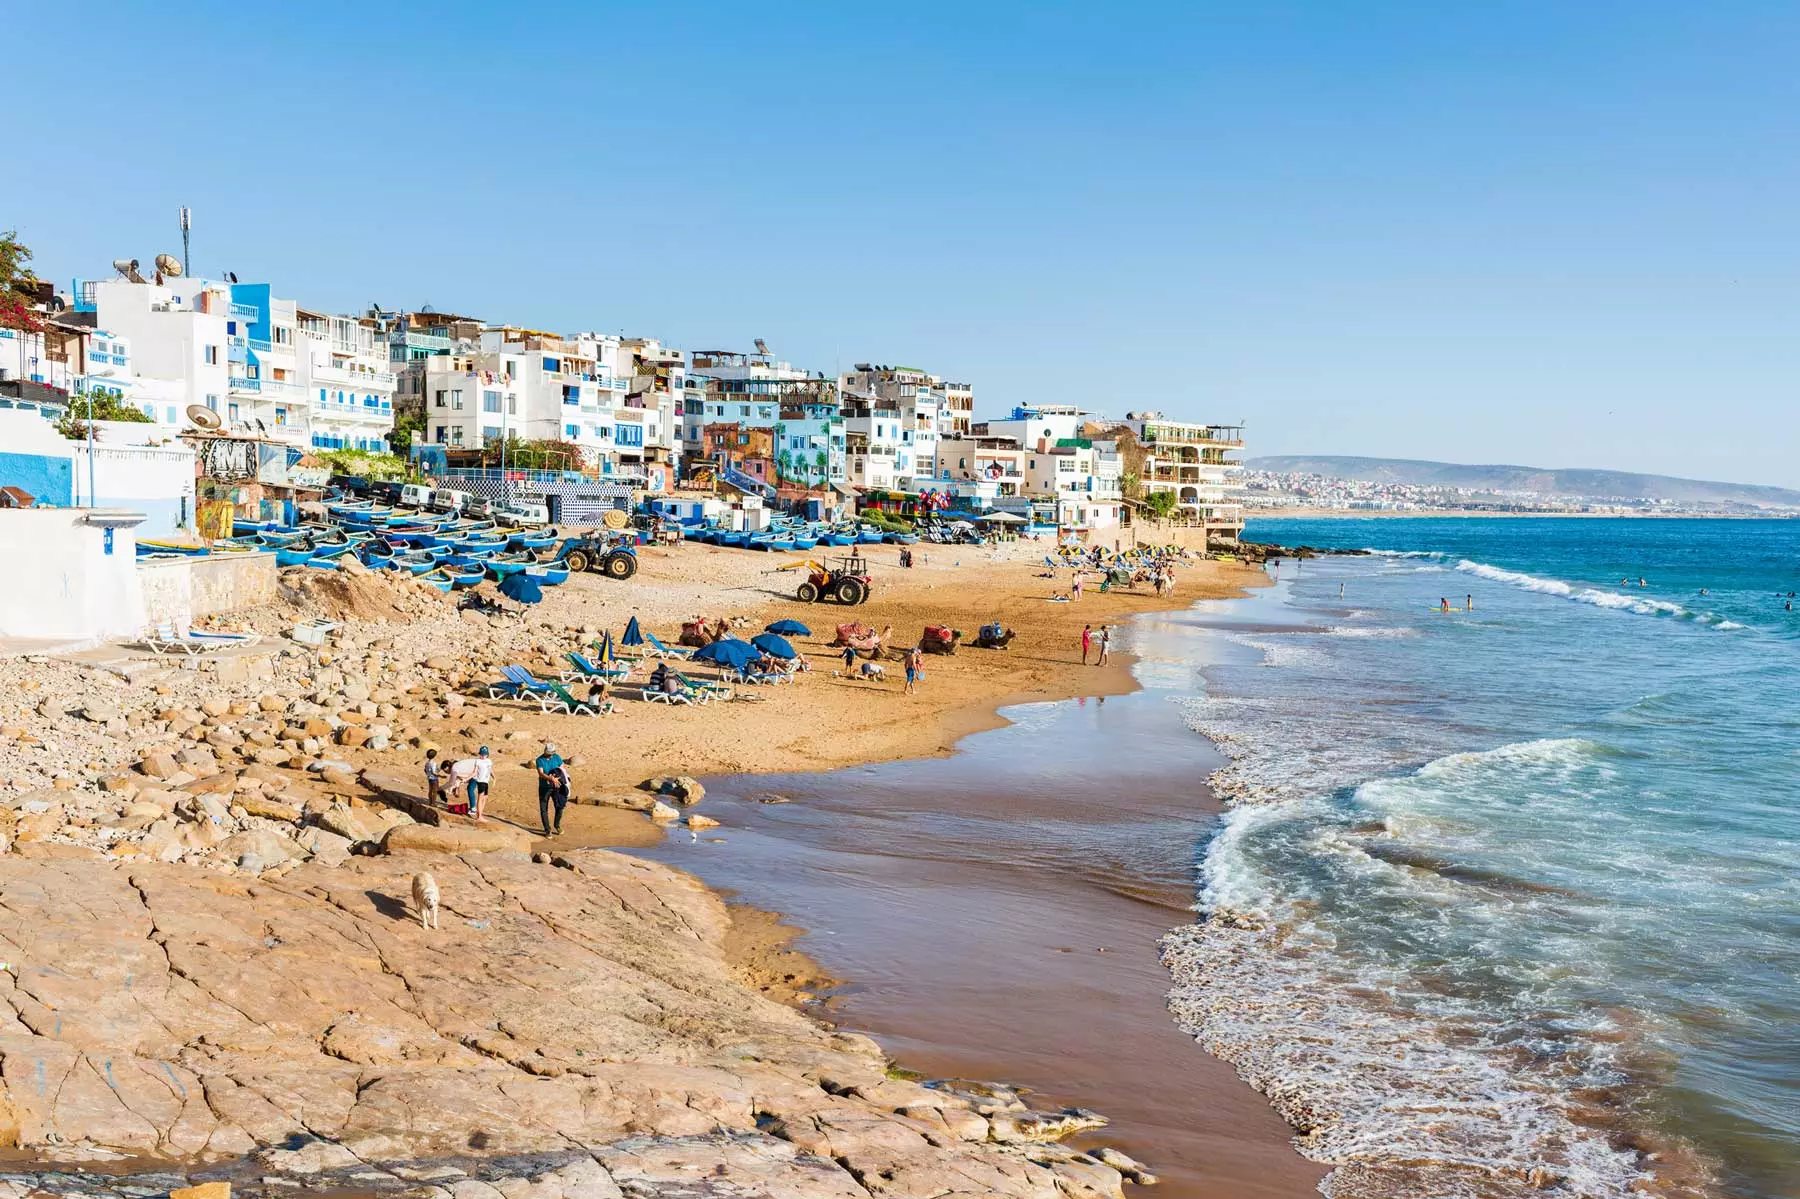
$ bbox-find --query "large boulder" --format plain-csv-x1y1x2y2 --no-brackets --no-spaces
379,823,531,855
639,776,706,806
317,802,382,845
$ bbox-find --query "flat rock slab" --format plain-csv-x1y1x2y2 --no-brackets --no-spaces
0,852,1125,1199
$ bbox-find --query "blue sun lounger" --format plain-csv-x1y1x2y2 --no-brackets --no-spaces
643,631,692,660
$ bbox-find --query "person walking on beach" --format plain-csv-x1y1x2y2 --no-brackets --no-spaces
1097,625,1112,665
469,746,492,823
535,742,568,837
904,647,920,695
446,756,477,815
1072,572,1084,601
842,643,857,673
423,748,445,808
1081,623,1093,664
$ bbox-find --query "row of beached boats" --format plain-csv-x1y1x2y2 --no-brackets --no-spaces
137,501,576,594
677,518,915,551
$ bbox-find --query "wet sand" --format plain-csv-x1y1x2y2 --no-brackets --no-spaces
629,606,1325,1199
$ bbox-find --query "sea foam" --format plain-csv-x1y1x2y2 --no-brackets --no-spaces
1455,560,1739,628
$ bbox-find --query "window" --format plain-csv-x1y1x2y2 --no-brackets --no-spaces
227,402,240,421
507,395,517,415
203,345,218,365
435,389,446,408
450,426,464,446
482,390,502,414
274,327,292,346
482,425,502,444
206,395,220,411
565,424,580,438
274,408,288,426
435,425,448,444
451,388,464,410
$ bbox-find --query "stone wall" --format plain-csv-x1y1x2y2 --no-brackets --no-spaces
139,551,277,628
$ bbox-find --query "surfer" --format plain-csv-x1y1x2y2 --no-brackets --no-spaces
1440,597,1451,613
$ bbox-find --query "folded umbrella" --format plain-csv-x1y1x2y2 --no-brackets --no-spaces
621,615,645,646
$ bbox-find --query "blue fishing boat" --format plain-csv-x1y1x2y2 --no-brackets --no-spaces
526,565,570,586
484,556,533,580
418,570,456,593
856,528,886,545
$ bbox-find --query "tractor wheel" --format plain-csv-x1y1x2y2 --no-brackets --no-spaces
858,584,873,604
603,551,637,580
564,549,592,574
836,578,866,605
796,582,820,603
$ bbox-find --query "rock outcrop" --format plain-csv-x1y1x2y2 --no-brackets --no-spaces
0,849,1137,1198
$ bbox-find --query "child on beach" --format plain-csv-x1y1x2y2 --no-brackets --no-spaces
423,748,444,807
1098,625,1111,665
1081,623,1093,664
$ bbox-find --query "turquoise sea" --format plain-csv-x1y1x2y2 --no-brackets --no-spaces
1166,517,1800,1199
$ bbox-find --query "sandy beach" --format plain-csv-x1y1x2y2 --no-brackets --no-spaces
0,535,1313,1197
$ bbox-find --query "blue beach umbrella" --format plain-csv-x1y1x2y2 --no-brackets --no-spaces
749,633,797,660
765,619,811,636
498,572,544,604
595,631,614,664
691,638,757,670
621,615,645,646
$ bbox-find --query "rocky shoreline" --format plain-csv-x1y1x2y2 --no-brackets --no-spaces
0,845,1153,1199
0,549,1249,1198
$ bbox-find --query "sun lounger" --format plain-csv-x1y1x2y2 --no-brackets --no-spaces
674,669,732,702
643,631,692,659
487,664,558,700
535,681,603,716
138,624,260,656
735,667,791,686
561,652,630,683
641,685,693,705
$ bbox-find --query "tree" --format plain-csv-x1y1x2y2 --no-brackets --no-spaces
0,230,44,333
57,390,152,440
1143,490,1179,520
387,408,426,454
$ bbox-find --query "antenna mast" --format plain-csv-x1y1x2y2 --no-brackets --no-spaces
178,207,192,276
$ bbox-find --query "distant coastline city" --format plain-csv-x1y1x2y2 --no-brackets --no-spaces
1244,456,1800,517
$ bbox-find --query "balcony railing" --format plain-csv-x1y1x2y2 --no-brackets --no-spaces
228,303,260,320
248,337,273,353
392,331,454,351
314,363,397,389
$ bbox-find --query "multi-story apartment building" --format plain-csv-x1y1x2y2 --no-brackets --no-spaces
940,380,974,437
296,310,397,452
86,276,233,428
381,309,482,448
619,337,686,490
932,427,1123,529
840,394,906,491
839,364,947,485
684,348,844,490
1108,411,1245,539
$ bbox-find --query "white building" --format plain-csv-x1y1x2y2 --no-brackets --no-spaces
839,365,947,487
297,310,397,452
1109,411,1246,538
87,276,233,426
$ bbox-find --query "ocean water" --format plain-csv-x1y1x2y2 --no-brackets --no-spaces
1165,518,1800,1199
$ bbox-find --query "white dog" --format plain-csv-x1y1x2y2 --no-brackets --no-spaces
411,872,439,930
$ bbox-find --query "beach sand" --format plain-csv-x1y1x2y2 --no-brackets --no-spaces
408,543,1321,1197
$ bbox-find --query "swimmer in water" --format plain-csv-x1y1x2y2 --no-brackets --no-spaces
1700,588,1708,596
1466,594,1473,611
1638,578,1647,587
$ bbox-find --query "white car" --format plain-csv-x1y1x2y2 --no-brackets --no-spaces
494,500,549,526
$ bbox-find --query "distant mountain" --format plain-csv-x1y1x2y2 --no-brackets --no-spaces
1245,455,1800,509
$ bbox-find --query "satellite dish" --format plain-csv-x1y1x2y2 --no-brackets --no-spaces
155,253,182,277
186,405,223,430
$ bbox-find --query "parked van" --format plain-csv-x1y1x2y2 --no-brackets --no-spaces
494,499,550,526
428,488,473,514
399,483,435,509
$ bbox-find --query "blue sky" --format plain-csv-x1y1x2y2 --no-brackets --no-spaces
11,2,1800,486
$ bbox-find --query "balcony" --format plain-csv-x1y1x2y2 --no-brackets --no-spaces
393,331,454,352
314,363,397,389
248,337,273,353
228,303,260,320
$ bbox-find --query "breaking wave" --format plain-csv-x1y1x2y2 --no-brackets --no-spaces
1165,736,1658,1199
1454,560,1740,628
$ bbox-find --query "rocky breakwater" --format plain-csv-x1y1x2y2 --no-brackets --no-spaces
0,847,1152,1198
